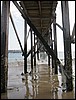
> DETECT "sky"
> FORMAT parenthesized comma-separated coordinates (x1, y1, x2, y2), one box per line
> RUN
(56, 1, 75, 52)
(1, 1, 75, 52)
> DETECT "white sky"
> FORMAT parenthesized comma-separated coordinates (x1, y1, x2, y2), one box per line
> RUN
(56, 1, 75, 52)
(1, 1, 75, 52)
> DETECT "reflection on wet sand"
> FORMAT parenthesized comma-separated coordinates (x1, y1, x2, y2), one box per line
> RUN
(1, 60, 75, 99)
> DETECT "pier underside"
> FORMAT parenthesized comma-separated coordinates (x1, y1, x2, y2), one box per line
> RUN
(1, 1, 75, 97)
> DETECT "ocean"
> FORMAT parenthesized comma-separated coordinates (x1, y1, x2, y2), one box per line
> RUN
(8, 52, 24, 62)
(8, 51, 75, 62)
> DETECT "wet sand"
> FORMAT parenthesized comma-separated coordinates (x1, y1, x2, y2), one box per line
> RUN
(1, 60, 75, 99)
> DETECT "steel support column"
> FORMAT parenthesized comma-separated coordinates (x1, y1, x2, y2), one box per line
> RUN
(37, 38, 40, 60)
(50, 28, 54, 69)
(48, 31, 50, 66)
(53, 13, 58, 74)
(30, 28, 33, 72)
(24, 20, 27, 74)
(34, 32, 36, 66)
(1, 1, 10, 93)
(48, 55, 50, 66)
(61, 1, 73, 91)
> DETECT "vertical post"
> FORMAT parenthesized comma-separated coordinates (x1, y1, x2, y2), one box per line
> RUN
(30, 28, 33, 72)
(24, 20, 27, 74)
(48, 55, 50, 66)
(53, 13, 58, 74)
(34, 32, 36, 66)
(37, 38, 40, 60)
(1, 1, 10, 93)
(48, 31, 50, 66)
(61, 1, 73, 91)
(50, 27, 54, 69)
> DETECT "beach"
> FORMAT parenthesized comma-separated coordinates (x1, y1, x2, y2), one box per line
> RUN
(1, 58, 75, 99)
